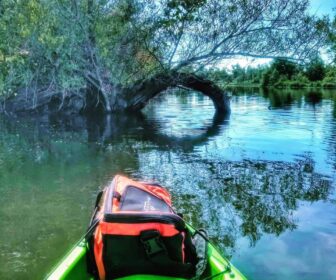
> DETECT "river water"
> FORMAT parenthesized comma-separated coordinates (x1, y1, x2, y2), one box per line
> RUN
(0, 88, 335, 280)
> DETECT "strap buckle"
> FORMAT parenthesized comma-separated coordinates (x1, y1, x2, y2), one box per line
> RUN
(140, 230, 166, 257)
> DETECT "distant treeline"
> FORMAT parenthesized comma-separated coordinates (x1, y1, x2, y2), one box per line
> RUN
(203, 58, 336, 89)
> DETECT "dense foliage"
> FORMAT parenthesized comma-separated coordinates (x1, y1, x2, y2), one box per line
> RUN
(204, 57, 336, 89)
(0, 0, 332, 114)
(329, 14, 336, 63)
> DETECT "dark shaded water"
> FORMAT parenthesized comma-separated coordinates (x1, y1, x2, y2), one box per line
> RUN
(0, 88, 335, 280)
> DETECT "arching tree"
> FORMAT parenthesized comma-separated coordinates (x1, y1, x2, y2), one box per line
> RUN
(0, 0, 329, 116)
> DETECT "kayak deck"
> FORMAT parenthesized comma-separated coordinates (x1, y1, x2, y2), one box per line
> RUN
(46, 239, 247, 280)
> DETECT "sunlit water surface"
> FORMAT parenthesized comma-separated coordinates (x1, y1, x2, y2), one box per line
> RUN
(0, 88, 335, 280)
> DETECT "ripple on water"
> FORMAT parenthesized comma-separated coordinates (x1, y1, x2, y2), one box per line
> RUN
(0, 88, 336, 280)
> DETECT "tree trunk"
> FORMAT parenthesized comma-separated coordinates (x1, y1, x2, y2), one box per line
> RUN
(1, 72, 230, 116)
(84, 0, 112, 113)
(114, 72, 230, 114)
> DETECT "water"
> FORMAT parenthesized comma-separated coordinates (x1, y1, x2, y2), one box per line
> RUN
(0, 88, 335, 280)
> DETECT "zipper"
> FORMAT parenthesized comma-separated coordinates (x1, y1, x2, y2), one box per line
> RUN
(105, 177, 117, 213)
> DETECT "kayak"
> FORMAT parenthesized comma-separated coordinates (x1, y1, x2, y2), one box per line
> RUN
(46, 175, 247, 280)
(46, 226, 247, 280)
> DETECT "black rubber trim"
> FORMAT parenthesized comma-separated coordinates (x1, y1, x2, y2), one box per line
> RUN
(103, 213, 185, 231)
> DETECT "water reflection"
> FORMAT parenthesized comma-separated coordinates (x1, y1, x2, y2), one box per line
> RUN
(268, 90, 295, 108)
(0, 88, 335, 280)
(328, 111, 336, 171)
(137, 153, 333, 254)
(1, 108, 229, 153)
(259, 88, 329, 109)
(304, 91, 323, 105)
(85, 112, 229, 151)
(1, 114, 333, 245)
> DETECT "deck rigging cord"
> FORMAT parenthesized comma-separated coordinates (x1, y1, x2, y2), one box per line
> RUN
(202, 264, 233, 280)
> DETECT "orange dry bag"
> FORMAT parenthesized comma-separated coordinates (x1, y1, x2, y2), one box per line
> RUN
(86, 175, 197, 280)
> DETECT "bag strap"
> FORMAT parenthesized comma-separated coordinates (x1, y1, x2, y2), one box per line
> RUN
(140, 230, 167, 257)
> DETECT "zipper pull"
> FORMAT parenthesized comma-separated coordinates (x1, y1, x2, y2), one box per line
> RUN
(113, 191, 121, 202)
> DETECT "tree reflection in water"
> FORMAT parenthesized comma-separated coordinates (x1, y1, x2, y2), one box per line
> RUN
(81, 112, 334, 257)
(0, 107, 334, 262)
(137, 152, 333, 256)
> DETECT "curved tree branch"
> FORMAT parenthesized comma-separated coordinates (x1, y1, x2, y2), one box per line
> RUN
(120, 71, 230, 114)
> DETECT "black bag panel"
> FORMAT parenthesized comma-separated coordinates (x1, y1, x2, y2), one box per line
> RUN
(102, 234, 195, 279)
(86, 234, 99, 278)
(120, 185, 171, 212)
(183, 230, 199, 265)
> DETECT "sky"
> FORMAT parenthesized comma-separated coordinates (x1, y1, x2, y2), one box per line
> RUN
(310, 0, 335, 17)
(222, 0, 335, 69)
